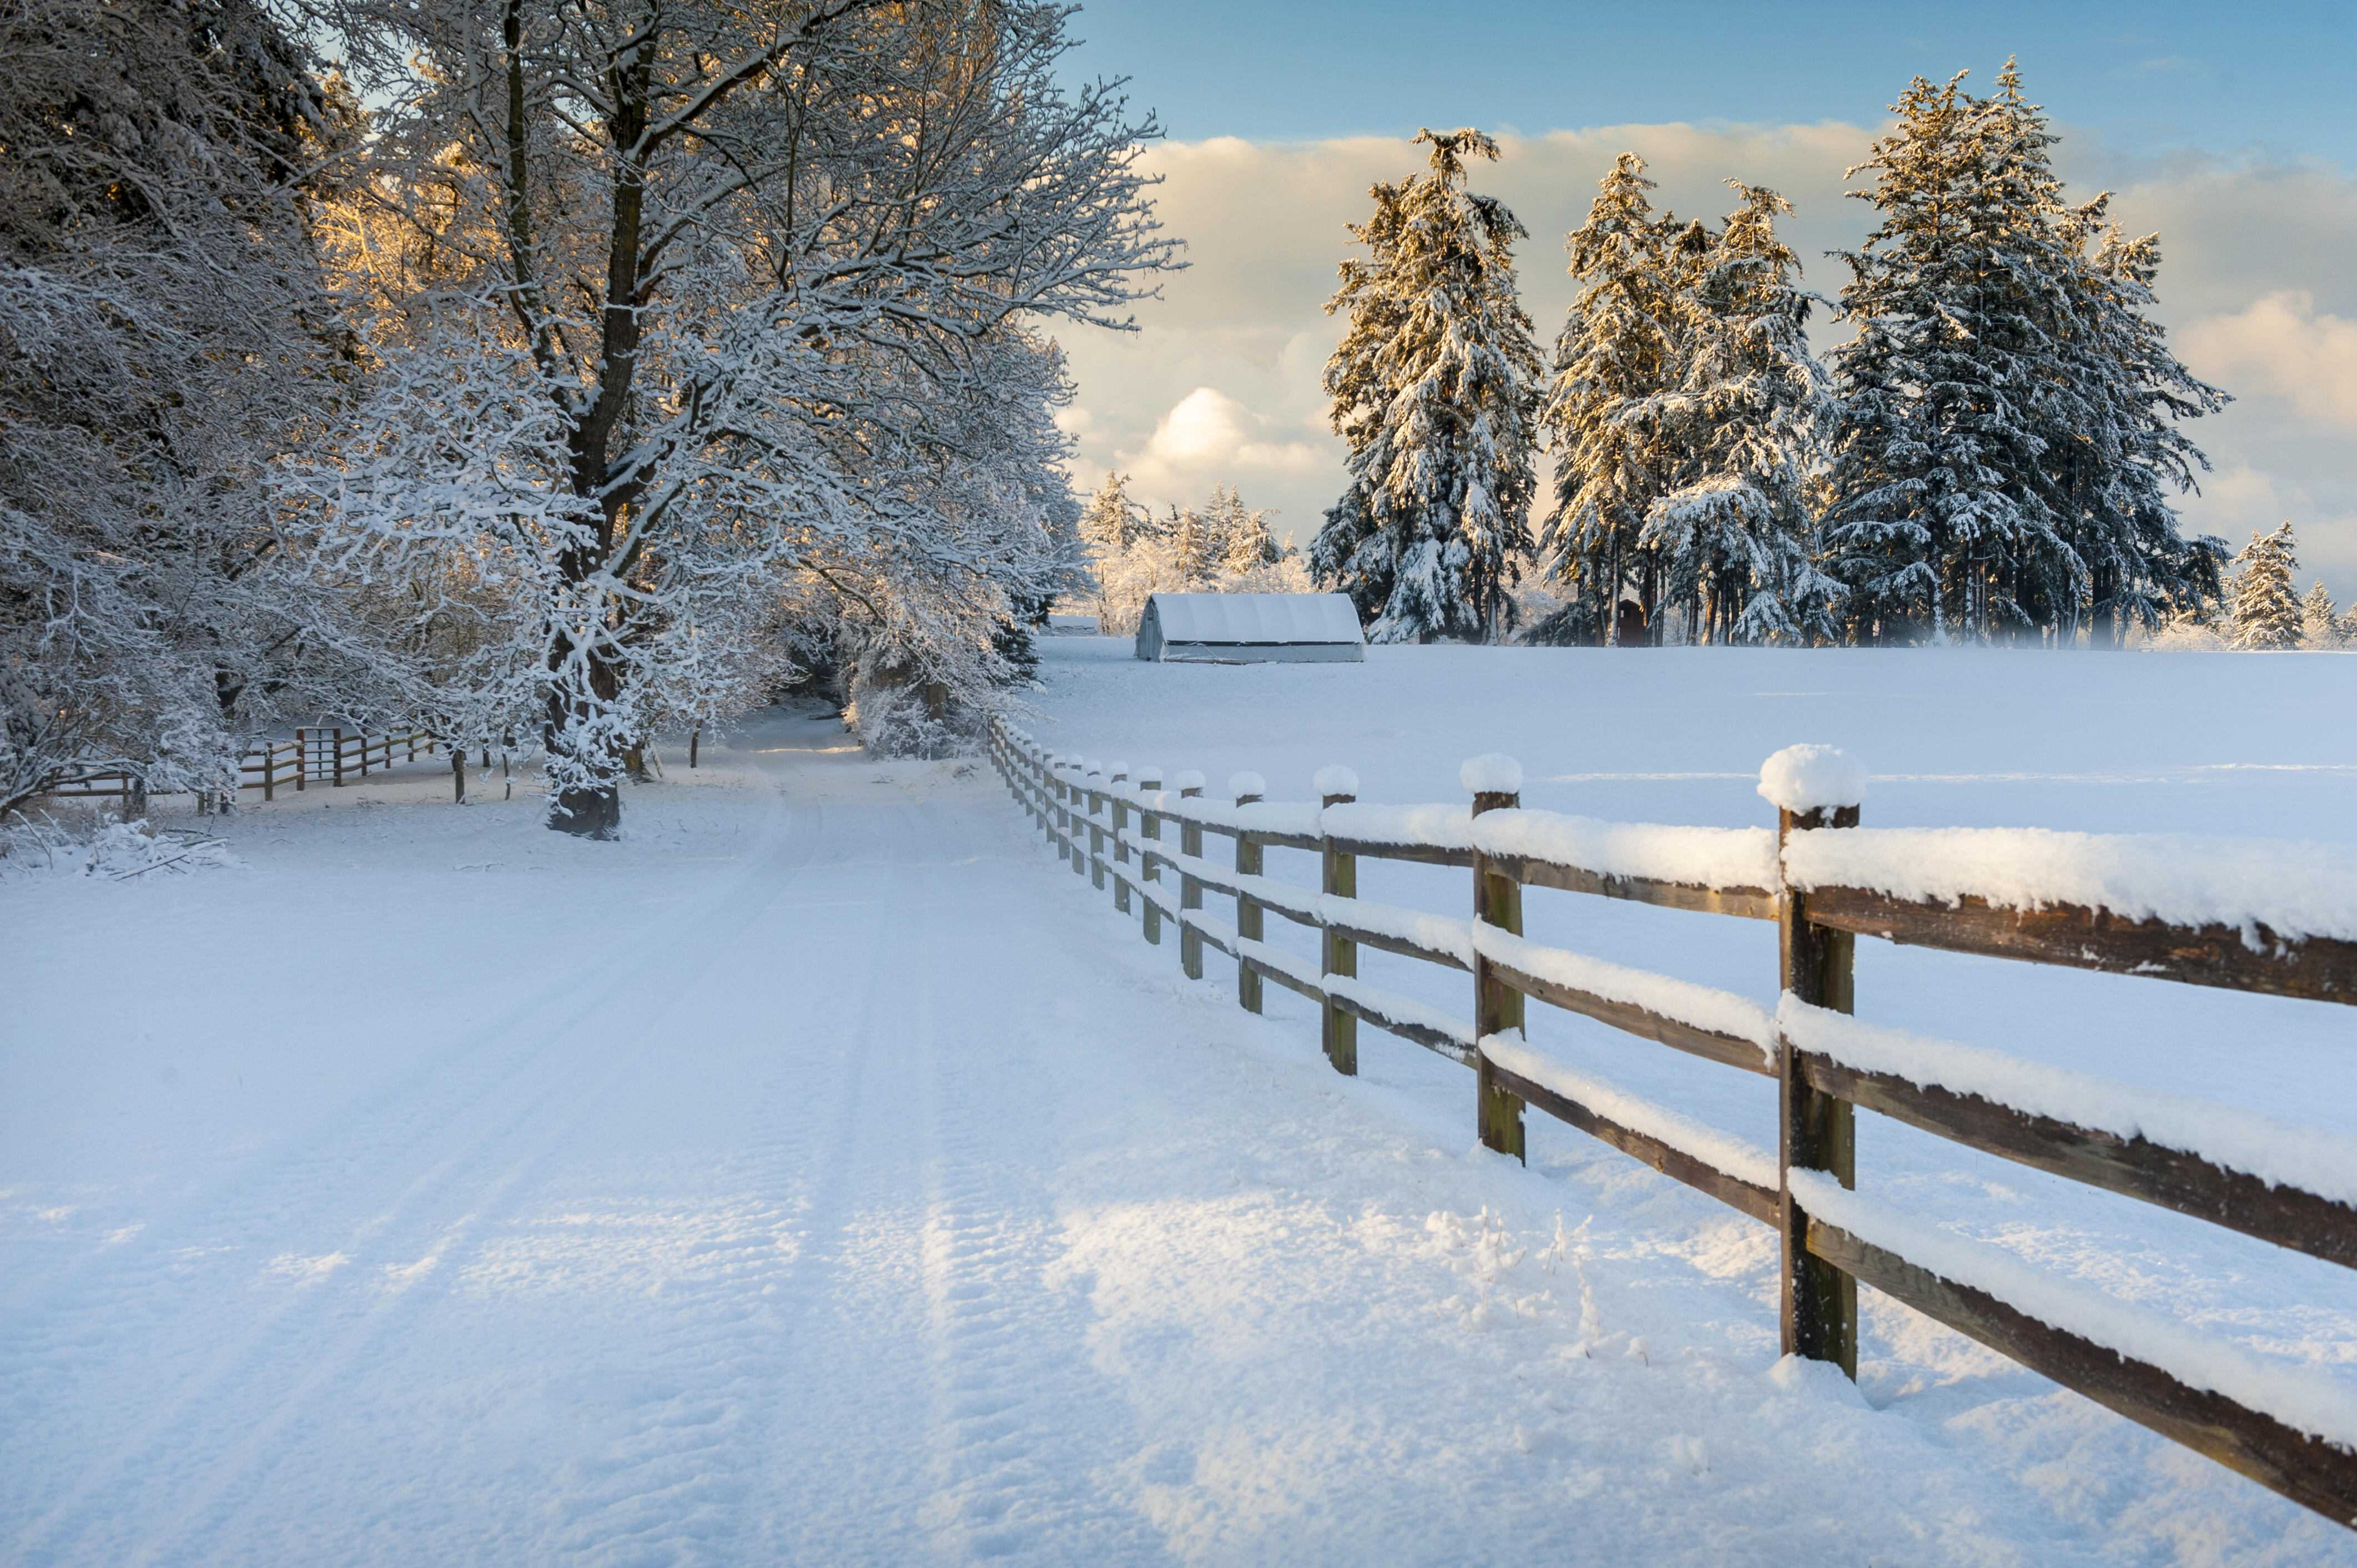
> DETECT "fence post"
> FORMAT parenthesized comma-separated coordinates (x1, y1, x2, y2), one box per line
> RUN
(1767, 745, 1864, 1378)
(453, 747, 466, 804)
(1232, 772, 1266, 1013)
(1086, 762, 1106, 889)
(1468, 755, 1525, 1163)
(1137, 768, 1164, 945)
(1177, 772, 1205, 979)
(1317, 767, 1359, 1075)
(333, 728, 346, 788)
(1109, 764, 1132, 914)
(1069, 758, 1090, 878)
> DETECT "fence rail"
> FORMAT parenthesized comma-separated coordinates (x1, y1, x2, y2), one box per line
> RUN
(987, 718, 2357, 1527)
(34, 728, 442, 810)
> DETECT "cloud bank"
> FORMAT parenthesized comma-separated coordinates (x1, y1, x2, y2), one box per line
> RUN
(1054, 127, 2357, 599)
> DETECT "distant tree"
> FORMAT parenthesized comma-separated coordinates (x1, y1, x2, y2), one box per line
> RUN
(2229, 523, 2302, 651)
(1171, 506, 1215, 584)
(1530, 154, 1681, 646)
(1315, 128, 1540, 643)
(2303, 581, 2344, 649)
(1080, 471, 1142, 556)
(1822, 63, 2225, 646)
(1643, 183, 1840, 645)
(1208, 484, 1280, 574)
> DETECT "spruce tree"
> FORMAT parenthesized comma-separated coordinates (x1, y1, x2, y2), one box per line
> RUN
(1531, 154, 1681, 645)
(1822, 69, 2073, 643)
(1208, 485, 1279, 574)
(1644, 183, 1840, 644)
(2229, 523, 2302, 650)
(1825, 63, 2226, 646)
(1080, 471, 1139, 555)
(1171, 506, 1214, 586)
(2303, 581, 2343, 649)
(1315, 129, 1540, 642)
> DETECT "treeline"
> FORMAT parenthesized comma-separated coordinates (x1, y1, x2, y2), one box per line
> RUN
(2, 0, 1170, 834)
(1314, 65, 2254, 649)
(1070, 475, 1306, 634)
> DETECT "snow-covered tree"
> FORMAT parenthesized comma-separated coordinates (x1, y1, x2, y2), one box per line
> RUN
(1171, 506, 1216, 584)
(1529, 154, 1683, 646)
(2303, 581, 2344, 649)
(1641, 183, 1839, 644)
(1822, 64, 2225, 646)
(1315, 129, 1540, 643)
(2228, 523, 2302, 650)
(1, 0, 358, 823)
(1208, 484, 1279, 574)
(298, 0, 1173, 834)
(1080, 472, 1142, 556)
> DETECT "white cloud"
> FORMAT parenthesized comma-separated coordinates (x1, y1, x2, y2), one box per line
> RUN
(1051, 126, 2357, 598)
(2180, 292, 2357, 433)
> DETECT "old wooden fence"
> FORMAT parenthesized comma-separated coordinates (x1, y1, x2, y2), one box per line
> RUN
(989, 719, 2357, 1526)
(38, 728, 442, 811)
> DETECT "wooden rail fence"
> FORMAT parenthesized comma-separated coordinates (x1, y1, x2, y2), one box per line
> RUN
(988, 718, 2357, 1526)
(37, 728, 443, 811)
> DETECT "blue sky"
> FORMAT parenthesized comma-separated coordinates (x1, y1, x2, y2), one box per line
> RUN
(1062, 0, 2353, 167)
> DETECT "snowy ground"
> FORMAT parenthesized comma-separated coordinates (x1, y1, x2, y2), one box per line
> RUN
(4, 647, 2356, 1564)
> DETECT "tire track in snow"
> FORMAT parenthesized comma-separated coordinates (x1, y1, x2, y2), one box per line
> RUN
(7, 783, 827, 1565)
(528, 799, 934, 1566)
(895, 797, 1166, 1564)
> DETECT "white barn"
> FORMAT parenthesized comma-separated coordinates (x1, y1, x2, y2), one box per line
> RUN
(1134, 593, 1367, 664)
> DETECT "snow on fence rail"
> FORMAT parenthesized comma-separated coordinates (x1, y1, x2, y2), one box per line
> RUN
(986, 719, 2357, 1526)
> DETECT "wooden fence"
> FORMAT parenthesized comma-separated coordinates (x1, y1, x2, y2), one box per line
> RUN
(988, 719, 2357, 1526)
(36, 728, 441, 810)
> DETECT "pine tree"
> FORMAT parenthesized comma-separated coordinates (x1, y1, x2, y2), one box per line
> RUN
(2229, 523, 2302, 650)
(1530, 154, 1682, 646)
(1315, 128, 1541, 643)
(1080, 471, 1139, 555)
(1825, 63, 2225, 647)
(1208, 485, 1279, 574)
(1643, 183, 1840, 644)
(2303, 581, 2343, 649)
(1171, 506, 1214, 585)
(1822, 69, 2073, 643)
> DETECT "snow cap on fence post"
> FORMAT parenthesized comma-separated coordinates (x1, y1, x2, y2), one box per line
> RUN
(1757, 745, 1867, 814)
(1085, 759, 1102, 777)
(1107, 760, 1129, 783)
(1459, 753, 1524, 800)
(1174, 769, 1205, 798)
(1313, 764, 1359, 805)
(1135, 764, 1163, 790)
(1228, 772, 1266, 805)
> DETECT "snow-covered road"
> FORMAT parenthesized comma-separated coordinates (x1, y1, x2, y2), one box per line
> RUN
(6, 708, 2351, 1564)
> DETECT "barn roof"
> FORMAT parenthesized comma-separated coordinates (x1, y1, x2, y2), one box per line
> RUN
(1146, 593, 1364, 644)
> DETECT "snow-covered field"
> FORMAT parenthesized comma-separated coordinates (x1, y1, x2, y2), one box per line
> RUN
(4, 646, 2355, 1564)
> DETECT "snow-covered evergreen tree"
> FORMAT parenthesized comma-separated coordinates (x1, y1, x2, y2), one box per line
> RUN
(1643, 183, 1840, 644)
(2228, 524, 2302, 650)
(1171, 507, 1215, 584)
(1529, 154, 1680, 646)
(1208, 485, 1280, 574)
(2303, 581, 2344, 649)
(1080, 472, 1141, 556)
(1824, 64, 2225, 646)
(1315, 129, 1540, 643)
